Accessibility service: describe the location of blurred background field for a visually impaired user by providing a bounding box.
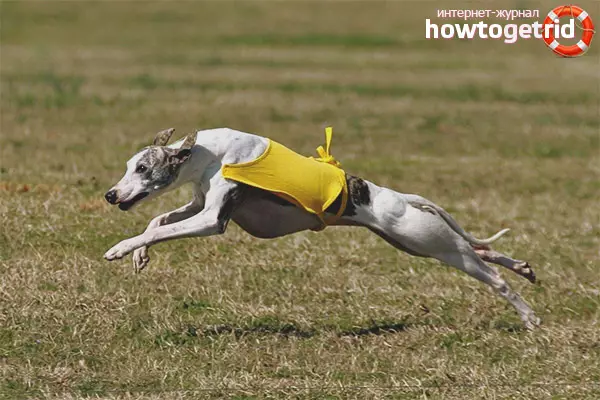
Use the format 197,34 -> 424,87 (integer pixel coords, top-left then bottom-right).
1,1 -> 599,398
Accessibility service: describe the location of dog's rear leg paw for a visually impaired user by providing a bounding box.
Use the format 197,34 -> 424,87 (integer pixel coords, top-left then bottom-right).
516,261 -> 536,284
132,246 -> 150,273
522,313 -> 541,331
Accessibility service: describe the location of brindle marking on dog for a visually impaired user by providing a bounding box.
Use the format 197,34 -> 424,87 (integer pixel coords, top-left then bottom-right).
136,146 -> 189,190
339,175 -> 371,217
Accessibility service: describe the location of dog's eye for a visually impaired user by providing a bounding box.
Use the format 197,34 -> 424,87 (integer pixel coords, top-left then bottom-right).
135,164 -> 148,174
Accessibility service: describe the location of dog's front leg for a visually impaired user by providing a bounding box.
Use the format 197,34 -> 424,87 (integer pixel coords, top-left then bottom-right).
104,178 -> 239,262
132,199 -> 204,273
104,210 -> 223,260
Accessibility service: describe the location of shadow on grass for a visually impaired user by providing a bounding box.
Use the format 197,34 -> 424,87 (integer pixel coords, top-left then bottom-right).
185,320 -> 410,340
338,322 -> 409,337
196,323 -> 316,339
491,320 -> 527,333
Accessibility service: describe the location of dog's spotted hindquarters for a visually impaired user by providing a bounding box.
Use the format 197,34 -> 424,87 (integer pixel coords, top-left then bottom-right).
104,127 -> 540,330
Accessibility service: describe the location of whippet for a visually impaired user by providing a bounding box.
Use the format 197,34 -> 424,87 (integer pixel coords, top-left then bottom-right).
104,128 -> 539,329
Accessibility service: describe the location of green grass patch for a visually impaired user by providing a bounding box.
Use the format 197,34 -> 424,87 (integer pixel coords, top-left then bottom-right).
220,33 -> 400,47
1,1 -> 599,398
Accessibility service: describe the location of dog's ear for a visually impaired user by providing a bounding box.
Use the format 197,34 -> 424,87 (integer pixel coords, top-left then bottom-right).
168,134 -> 196,165
180,133 -> 196,150
153,128 -> 175,146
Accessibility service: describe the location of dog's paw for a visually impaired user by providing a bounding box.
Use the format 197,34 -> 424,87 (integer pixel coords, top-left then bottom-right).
104,241 -> 133,261
132,246 -> 150,273
516,261 -> 536,284
104,247 -> 124,261
522,313 -> 541,331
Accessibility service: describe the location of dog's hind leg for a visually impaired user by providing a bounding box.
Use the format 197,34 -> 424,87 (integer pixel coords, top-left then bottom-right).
349,185 -> 539,329
472,245 -> 536,284
433,248 -> 540,330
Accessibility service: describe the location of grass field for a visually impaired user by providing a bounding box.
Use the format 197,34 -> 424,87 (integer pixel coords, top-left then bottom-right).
1,1 -> 599,398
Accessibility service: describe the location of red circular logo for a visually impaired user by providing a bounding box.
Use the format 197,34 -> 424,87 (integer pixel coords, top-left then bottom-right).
543,5 -> 595,57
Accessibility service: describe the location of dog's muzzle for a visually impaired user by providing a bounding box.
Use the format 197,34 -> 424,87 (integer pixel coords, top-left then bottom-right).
116,192 -> 149,211
104,189 -> 149,210
104,189 -> 118,204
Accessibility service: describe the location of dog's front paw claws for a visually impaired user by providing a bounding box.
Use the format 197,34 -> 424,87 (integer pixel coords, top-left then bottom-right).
104,248 -> 124,261
104,242 -> 132,261
132,246 -> 150,273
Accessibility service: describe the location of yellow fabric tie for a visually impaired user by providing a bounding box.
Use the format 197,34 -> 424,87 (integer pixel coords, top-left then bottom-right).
311,126 -> 347,226
312,127 -> 342,168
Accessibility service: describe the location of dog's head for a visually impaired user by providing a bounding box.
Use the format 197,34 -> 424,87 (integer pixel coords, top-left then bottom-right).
104,128 -> 196,211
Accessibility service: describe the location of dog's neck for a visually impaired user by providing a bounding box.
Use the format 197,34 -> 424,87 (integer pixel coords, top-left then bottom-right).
170,128 -> 267,188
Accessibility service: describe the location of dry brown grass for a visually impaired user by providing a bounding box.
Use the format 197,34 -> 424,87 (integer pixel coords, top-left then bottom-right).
1,1 -> 599,399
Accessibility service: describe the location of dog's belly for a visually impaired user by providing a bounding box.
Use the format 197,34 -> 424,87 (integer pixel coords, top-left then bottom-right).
232,191 -> 322,238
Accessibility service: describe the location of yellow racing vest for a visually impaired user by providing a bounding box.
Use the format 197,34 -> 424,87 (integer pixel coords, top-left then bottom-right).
222,128 -> 348,228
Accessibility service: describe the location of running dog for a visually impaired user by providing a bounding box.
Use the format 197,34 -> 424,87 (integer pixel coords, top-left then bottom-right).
104,128 -> 540,329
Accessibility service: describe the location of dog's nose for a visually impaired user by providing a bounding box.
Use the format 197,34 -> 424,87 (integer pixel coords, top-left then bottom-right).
104,189 -> 118,204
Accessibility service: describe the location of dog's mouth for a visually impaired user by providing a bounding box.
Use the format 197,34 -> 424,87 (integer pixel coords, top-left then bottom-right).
118,192 -> 149,211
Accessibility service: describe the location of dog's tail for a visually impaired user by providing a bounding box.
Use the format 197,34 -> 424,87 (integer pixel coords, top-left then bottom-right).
412,201 -> 510,245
